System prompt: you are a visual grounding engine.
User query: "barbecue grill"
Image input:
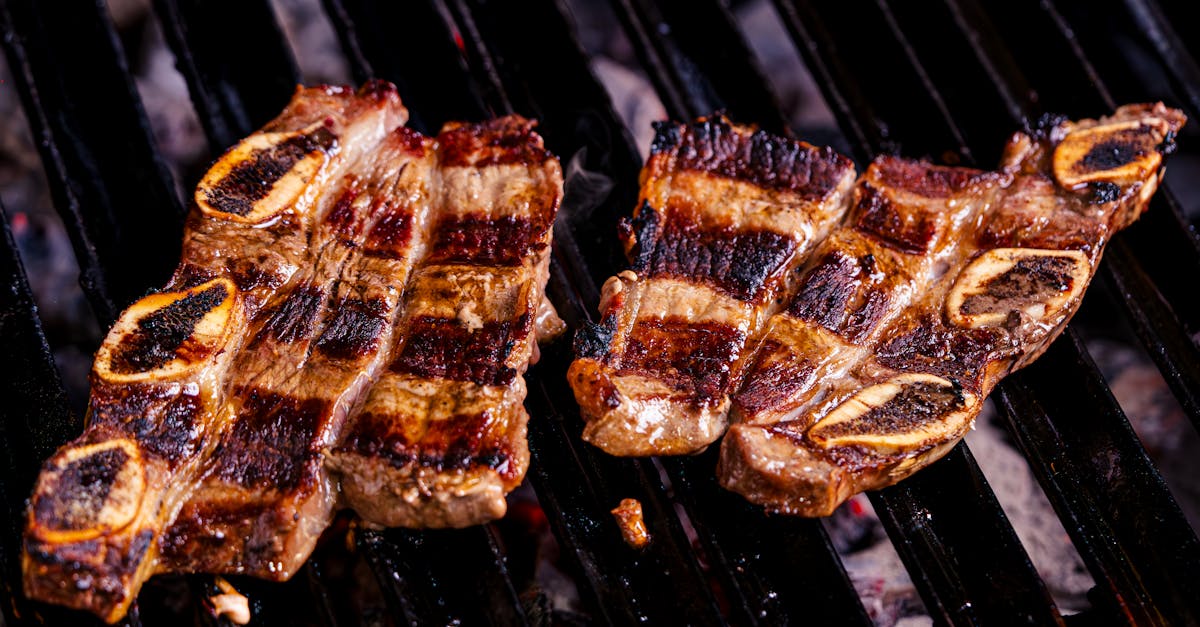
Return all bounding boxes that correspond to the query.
[1,0,1199,625]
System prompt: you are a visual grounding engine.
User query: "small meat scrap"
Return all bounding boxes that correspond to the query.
[207,577,250,625]
[611,498,651,549]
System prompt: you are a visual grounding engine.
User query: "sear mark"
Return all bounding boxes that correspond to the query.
[259,283,326,344]
[615,317,744,403]
[427,214,545,267]
[315,298,389,360]
[623,203,797,301]
[391,315,531,386]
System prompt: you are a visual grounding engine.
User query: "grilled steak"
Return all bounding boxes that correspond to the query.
[720,104,1186,516]
[156,127,438,577]
[22,83,407,620]
[568,116,856,455]
[327,116,563,528]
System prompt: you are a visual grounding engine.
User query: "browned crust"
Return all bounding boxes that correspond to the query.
[648,115,854,199]
[721,105,1186,517]
[612,316,745,402]
[621,202,799,301]
[329,113,561,529]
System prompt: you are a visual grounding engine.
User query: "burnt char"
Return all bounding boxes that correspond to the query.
[341,410,517,481]
[202,127,336,217]
[438,116,553,167]
[258,283,326,344]
[315,297,390,360]
[650,116,853,199]
[787,248,894,343]
[616,317,745,402]
[427,214,545,267]
[876,315,1009,392]
[87,384,204,468]
[624,202,798,301]
[852,184,942,254]
[731,340,817,417]
[211,388,331,491]
[108,283,228,374]
[391,315,531,387]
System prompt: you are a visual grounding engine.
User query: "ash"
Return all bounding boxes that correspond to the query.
[0,0,1196,625]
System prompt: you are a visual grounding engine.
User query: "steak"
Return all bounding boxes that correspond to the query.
[21,81,562,621]
[327,116,563,528]
[568,116,856,455]
[22,83,406,621]
[719,104,1187,516]
[156,127,438,578]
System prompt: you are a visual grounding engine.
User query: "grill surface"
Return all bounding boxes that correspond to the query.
[1,0,1199,625]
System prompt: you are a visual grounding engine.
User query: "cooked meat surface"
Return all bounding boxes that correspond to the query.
[22,81,561,621]
[720,104,1186,516]
[568,116,856,455]
[22,82,406,621]
[157,128,438,578]
[327,116,562,528]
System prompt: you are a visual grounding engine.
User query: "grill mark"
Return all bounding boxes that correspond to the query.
[211,388,332,491]
[340,411,514,479]
[788,250,892,343]
[871,155,996,197]
[363,205,415,259]
[426,214,545,267]
[259,283,326,344]
[315,297,390,360]
[118,394,203,468]
[109,284,229,374]
[323,182,363,240]
[203,127,337,216]
[733,340,816,417]
[437,116,552,167]
[622,203,797,301]
[615,317,745,402]
[649,116,853,199]
[390,315,531,386]
[851,184,941,254]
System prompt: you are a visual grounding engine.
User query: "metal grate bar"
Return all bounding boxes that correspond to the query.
[321,0,490,134]
[997,333,1200,624]
[607,0,789,134]
[867,446,1061,624]
[791,0,1200,621]
[661,452,872,625]
[439,0,736,622]
[357,527,527,627]
[603,1,878,622]
[0,0,185,323]
[971,0,1200,433]
[0,201,125,627]
[152,0,300,151]
[771,1,1066,623]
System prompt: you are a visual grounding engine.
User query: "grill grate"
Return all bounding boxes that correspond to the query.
[0,0,1199,625]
